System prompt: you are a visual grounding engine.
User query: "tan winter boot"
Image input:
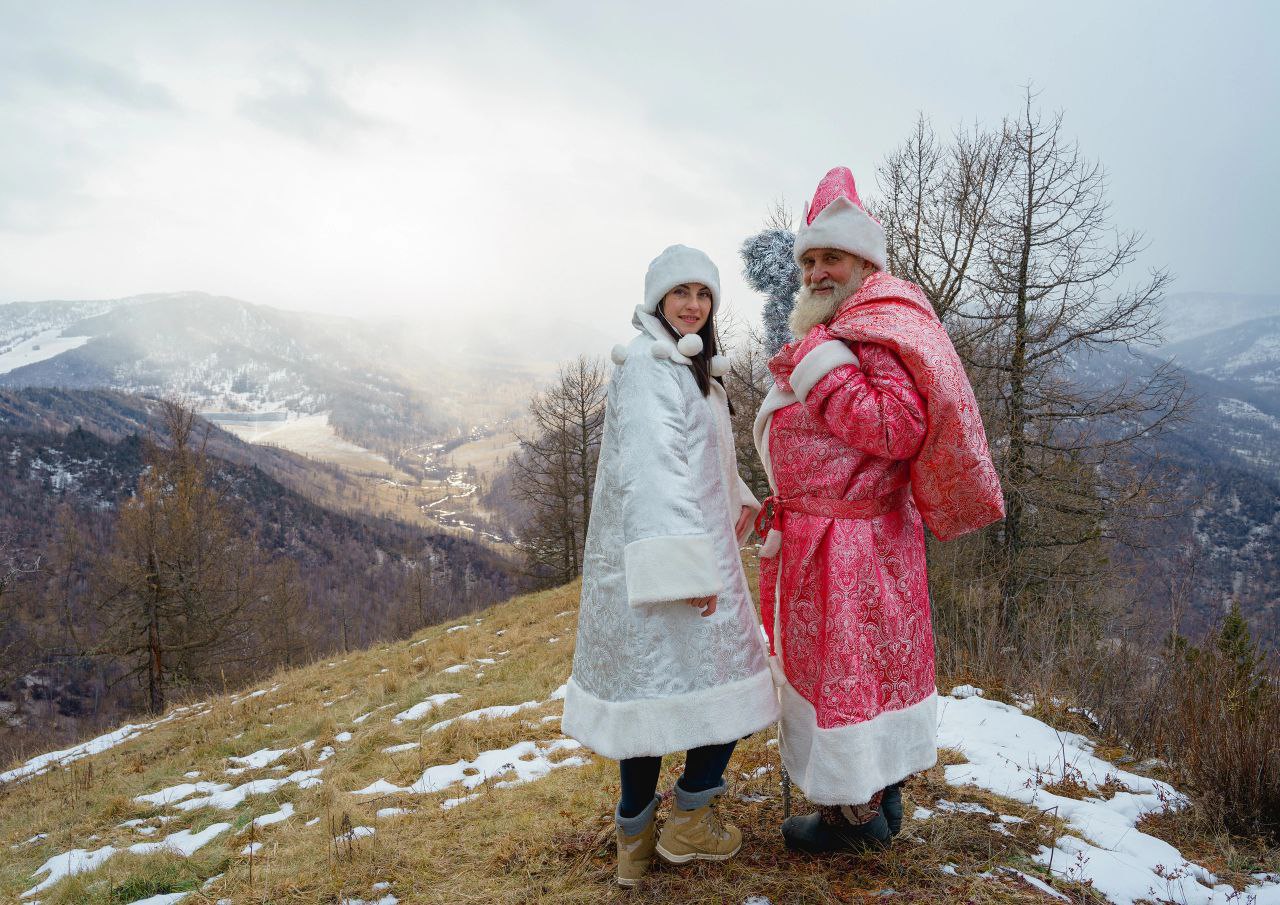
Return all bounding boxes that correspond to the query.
[656,782,741,864]
[615,796,659,887]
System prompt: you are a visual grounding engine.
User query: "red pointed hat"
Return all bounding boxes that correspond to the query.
[793,166,887,272]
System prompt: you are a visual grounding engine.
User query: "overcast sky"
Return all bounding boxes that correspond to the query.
[1,1,1275,350]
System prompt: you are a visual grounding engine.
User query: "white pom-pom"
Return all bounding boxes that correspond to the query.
[709,354,729,377]
[610,343,628,365]
[650,341,672,360]
[677,333,703,357]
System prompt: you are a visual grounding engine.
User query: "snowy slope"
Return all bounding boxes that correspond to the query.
[2,577,1277,905]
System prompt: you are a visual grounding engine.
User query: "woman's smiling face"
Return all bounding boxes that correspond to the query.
[660,282,713,335]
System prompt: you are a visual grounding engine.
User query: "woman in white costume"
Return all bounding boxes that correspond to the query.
[562,244,779,886]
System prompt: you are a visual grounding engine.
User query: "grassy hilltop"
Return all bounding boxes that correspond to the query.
[2,574,1276,904]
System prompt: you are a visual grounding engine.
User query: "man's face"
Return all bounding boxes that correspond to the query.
[799,248,861,296]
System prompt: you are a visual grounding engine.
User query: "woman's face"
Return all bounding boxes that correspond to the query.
[660,282,713,335]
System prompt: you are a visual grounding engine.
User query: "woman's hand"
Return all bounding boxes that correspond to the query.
[687,595,718,617]
[735,506,755,544]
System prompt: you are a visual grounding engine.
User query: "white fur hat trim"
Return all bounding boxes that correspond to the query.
[793,195,887,272]
[643,244,721,314]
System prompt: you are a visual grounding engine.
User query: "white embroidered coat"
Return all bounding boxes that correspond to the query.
[562,306,780,760]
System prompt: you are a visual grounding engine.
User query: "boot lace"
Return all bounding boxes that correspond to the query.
[703,807,730,841]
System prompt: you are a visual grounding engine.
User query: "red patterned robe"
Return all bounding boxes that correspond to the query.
[753,271,1003,805]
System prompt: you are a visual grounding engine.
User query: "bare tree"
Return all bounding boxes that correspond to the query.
[509,356,607,586]
[873,91,1189,644]
[877,114,1010,324]
[962,89,1188,633]
[724,321,774,504]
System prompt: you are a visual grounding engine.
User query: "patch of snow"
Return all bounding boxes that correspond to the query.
[936,692,1280,904]
[1001,867,1069,901]
[123,893,190,905]
[170,769,322,811]
[911,807,934,820]
[334,732,353,743]
[135,781,231,807]
[935,799,995,816]
[228,747,291,770]
[376,807,409,819]
[241,842,263,856]
[24,824,232,898]
[445,625,470,634]
[382,742,419,754]
[949,684,984,699]
[392,693,461,724]
[427,700,543,733]
[250,802,294,828]
[354,738,584,799]
[335,825,375,842]
[1,715,177,785]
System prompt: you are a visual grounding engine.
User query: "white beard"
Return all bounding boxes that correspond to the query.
[788,274,866,338]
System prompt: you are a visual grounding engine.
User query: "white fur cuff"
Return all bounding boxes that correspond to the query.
[623,533,722,607]
[780,686,938,805]
[561,670,780,760]
[790,340,859,402]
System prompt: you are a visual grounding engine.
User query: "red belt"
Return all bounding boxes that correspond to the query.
[754,485,910,537]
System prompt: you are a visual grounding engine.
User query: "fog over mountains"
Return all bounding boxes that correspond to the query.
[1,287,1277,651]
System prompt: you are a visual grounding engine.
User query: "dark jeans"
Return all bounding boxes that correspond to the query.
[618,739,738,818]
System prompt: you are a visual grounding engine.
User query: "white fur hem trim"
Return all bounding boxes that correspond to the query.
[623,533,722,607]
[780,685,938,805]
[789,339,859,402]
[561,670,781,760]
[793,194,888,272]
[752,385,798,493]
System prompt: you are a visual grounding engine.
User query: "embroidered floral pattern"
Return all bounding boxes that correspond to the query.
[760,272,1004,736]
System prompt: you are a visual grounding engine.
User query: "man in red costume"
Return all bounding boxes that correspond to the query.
[753,167,1004,853]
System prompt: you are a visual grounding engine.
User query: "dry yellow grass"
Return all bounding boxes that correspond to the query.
[1,578,1115,904]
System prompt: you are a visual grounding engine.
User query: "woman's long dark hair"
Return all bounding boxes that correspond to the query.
[656,303,734,415]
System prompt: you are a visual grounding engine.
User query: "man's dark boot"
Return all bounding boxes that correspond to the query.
[881,783,903,837]
[781,801,891,855]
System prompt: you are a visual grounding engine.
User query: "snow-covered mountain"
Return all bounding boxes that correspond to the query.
[0,292,472,468]
[1080,291,1280,640]
[1160,315,1280,399]
[1156,292,1280,347]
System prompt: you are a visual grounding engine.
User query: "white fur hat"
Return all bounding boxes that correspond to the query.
[642,244,720,314]
[793,166,887,272]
